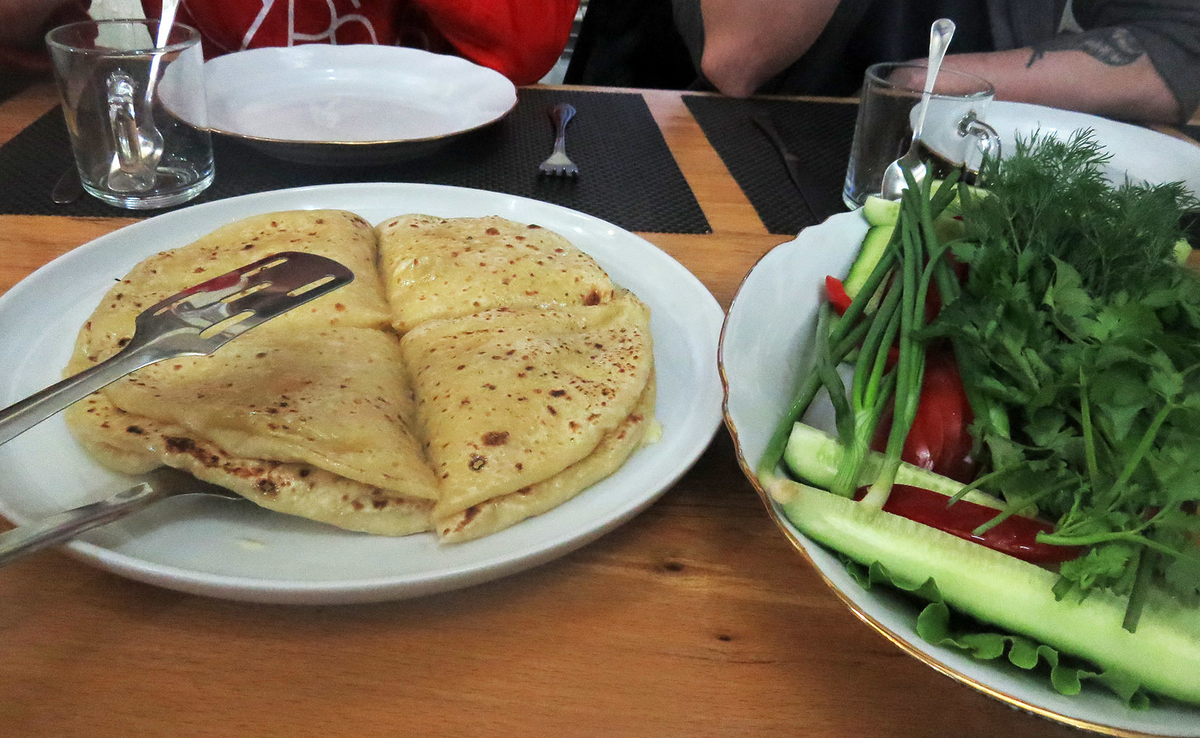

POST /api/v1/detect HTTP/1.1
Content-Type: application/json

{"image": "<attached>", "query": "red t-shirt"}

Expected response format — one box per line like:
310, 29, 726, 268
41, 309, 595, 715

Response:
142, 0, 578, 85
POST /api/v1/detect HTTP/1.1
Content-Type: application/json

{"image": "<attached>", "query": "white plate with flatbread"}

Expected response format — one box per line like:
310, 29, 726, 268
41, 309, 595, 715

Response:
0, 183, 724, 604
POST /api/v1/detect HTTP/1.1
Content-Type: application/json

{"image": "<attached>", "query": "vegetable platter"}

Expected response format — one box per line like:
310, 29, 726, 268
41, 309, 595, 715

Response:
720, 134, 1200, 736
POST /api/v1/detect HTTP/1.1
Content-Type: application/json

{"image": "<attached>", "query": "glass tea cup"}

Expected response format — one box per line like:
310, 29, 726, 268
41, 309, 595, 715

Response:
843, 62, 1000, 209
46, 20, 214, 209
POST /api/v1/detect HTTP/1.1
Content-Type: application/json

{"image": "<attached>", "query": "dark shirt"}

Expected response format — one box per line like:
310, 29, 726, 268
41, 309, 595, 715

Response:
670, 0, 1200, 121
760, 0, 993, 97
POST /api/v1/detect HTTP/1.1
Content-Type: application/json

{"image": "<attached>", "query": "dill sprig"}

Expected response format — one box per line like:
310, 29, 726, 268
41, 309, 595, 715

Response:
925, 130, 1200, 626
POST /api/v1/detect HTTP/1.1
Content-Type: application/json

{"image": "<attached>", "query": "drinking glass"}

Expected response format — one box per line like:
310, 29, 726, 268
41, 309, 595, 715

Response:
843, 62, 1000, 209
46, 20, 214, 209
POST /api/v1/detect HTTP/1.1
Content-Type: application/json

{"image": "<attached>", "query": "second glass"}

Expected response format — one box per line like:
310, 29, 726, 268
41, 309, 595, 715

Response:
843, 62, 1000, 209
46, 20, 214, 210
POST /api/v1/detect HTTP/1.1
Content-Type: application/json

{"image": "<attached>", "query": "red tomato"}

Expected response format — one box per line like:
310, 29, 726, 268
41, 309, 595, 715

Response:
873, 349, 977, 483
825, 275, 852, 316
856, 484, 1082, 564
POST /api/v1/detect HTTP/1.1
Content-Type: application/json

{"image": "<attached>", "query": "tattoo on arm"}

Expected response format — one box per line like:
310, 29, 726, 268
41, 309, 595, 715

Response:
1027, 27, 1145, 68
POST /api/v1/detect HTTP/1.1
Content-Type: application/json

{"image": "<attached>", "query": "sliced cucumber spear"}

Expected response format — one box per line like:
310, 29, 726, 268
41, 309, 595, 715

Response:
766, 474, 1200, 706
782, 422, 1005, 509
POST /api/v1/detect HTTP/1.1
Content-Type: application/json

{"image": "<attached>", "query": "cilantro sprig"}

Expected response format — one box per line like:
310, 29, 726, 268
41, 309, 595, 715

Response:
924, 131, 1200, 627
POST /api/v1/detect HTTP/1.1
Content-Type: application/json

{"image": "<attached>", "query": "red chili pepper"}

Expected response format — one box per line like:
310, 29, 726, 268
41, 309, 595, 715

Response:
873, 349, 977, 483
825, 275, 852, 316
855, 484, 1082, 564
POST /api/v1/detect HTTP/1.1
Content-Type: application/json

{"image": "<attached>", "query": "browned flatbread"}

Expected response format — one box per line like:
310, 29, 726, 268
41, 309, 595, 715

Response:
436, 374, 655, 542
64, 211, 657, 542
64, 210, 439, 535
376, 214, 616, 334
400, 293, 654, 521
66, 394, 433, 535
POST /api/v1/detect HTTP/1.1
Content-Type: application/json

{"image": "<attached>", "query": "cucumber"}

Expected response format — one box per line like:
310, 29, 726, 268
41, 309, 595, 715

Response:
765, 476, 1200, 705
844, 225, 894, 299
862, 195, 900, 226
864, 180, 988, 223
846, 216, 962, 301
782, 422, 1003, 509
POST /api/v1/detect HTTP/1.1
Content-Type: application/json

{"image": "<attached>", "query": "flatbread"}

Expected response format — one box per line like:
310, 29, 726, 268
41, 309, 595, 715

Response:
400, 292, 654, 520
65, 395, 433, 535
74, 324, 439, 498
75, 210, 391, 359
65, 209, 440, 530
64, 211, 657, 542
376, 214, 616, 334
436, 374, 655, 542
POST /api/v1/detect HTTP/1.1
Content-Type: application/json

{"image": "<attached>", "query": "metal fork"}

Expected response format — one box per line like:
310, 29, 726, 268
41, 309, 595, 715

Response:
0, 251, 353, 447
538, 103, 578, 177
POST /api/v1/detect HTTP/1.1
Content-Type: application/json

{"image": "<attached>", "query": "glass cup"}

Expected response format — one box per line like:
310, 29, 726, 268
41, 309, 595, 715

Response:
843, 62, 1000, 209
46, 20, 214, 209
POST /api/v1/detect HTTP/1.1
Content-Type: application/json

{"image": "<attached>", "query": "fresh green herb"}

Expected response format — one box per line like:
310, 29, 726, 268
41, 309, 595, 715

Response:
923, 131, 1200, 626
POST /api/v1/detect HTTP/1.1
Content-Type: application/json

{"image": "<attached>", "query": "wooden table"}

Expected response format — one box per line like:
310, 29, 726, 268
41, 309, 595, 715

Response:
0, 82, 1182, 738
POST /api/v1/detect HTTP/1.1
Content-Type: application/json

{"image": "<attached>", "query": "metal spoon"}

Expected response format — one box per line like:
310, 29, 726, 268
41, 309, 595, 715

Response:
51, 167, 83, 205
879, 18, 956, 200
0, 467, 242, 569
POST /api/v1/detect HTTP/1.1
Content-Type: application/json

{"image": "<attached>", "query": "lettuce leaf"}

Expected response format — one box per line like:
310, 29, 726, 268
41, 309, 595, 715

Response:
843, 556, 1151, 708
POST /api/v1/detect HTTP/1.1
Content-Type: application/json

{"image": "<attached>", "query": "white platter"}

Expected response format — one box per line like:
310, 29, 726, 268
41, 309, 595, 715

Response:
0, 183, 724, 605
186, 45, 517, 164
985, 100, 1200, 195
720, 211, 1200, 736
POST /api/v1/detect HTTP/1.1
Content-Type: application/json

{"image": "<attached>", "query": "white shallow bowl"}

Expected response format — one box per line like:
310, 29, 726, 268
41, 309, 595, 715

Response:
184, 45, 518, 164
720, 211, 1200, 736
0, 183, 724, 605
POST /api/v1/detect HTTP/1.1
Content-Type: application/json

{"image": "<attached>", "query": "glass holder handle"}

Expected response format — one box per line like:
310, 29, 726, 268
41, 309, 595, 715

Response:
105, 72, 161, 192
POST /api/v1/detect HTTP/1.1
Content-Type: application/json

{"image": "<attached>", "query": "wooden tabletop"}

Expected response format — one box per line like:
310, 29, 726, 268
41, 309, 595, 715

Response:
0, 81, 1183, 738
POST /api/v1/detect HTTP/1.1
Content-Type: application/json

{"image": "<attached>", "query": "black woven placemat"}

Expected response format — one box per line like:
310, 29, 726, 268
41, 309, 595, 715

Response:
0, 87, 709, 234
685, 96, 857, 235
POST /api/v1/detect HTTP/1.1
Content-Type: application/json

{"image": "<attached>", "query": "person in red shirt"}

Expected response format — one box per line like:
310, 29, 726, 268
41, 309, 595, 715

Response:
1, 0, 578, 85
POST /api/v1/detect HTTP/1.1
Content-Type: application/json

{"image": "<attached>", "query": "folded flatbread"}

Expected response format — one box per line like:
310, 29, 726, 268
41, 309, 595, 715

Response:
376, 214, 616, 334
65, 394, 433, 535
400, 295, 653, 519
436, 373, 654, 542
66, 210, 439, 535
65, 210, 656, 541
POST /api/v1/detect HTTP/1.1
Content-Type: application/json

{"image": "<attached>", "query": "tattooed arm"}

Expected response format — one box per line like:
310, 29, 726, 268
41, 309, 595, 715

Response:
925, 27, 1187, 124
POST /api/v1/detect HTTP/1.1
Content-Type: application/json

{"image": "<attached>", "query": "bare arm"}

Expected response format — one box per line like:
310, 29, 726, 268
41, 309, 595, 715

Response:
934, 28, 1182, 124
698, 0, 840, 98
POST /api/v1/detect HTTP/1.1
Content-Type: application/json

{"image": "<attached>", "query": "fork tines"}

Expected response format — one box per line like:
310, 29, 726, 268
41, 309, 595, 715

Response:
538, 153, 579, 178
539, 103, 579, 178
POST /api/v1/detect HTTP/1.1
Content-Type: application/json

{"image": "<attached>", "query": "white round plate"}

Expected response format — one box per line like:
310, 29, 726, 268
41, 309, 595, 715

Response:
186, 45, 517, 164
0, 183, 724, 605
721, 211, 1200, 736
985, 100, 1200, 194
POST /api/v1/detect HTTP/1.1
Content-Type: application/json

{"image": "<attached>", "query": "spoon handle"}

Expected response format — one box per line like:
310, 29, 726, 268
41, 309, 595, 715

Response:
0, 479, 163, 568
912, 18, 956, 141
